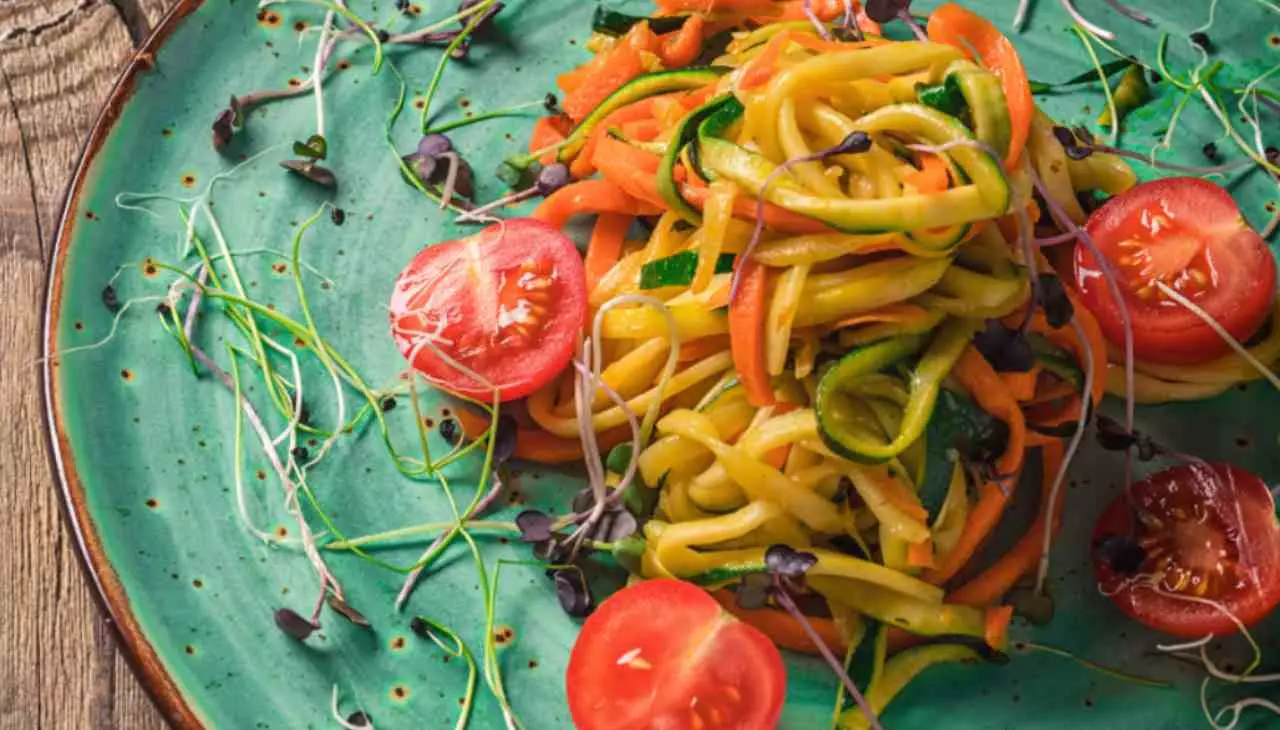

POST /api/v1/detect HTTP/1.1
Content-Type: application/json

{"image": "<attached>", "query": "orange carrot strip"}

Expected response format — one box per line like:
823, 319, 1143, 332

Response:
712, 590, 845, 655
585, 214, 632, 292
656, 14, 706, 67
829, 303, 934, 331
984, 605, 1015, 650
907, 538, 936, 569
948, 440, 1065, 607
922, 346, 1027, 585
618, 118, 663, 141
678, 335, 731, 363
902, 153, 951, 193
533, 179, 660, 229
1025, 379, 1076, 407
592, 136, 669, 208
560, 23, 659, 123
927, 3, 1033, 167
729, 260, 775, 407
1000, 364, 1042, 403
529, 115, 573, 165
681, 183, 833, 234
452, 408, 628, 464
875, 470, 930, 523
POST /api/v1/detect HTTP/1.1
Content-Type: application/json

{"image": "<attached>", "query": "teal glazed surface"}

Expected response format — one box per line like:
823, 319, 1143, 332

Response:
43, 1, 1280, 728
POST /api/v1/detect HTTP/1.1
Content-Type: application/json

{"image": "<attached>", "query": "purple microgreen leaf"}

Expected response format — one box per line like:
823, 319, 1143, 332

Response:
438, 417, 461, 445
273, 608, 317, 640
212, 108, 237, 152
515, 510, 553, 544
552, 568, 593, 617
535, 163, 572, 196
101, 284, 120, 313
326, 594, 372, 628
598, 510, 638, 542
832, 130, 873, 155
409, 617, 436, 640
1095, 533, 1147, 575
765, 544, 818, 578
418, 133, 455, 158
493, 414, 517, 464
280, 159, 338, 188
864, 0, 909, 24
973, 321, 1035, 372
1038, 274, 1074, 328
735, 573, 772, 610
346, 711, 371, 728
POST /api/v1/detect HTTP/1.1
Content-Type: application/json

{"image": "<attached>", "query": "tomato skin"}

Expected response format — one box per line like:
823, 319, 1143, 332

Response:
567, 579, 787, 730
1093, 463, 1280, 638
388, 218, 587, 401
1074, 177, 1276, 365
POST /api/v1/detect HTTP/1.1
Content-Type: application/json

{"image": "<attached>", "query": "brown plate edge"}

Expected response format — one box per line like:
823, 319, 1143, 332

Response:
39, 2, 209, 728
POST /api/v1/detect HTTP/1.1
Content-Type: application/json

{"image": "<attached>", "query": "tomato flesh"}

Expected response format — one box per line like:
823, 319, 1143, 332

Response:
388, 218, 586, 401
567, 579, 786, 730
1093, 463, 1280, 638
1074, 177, 1276, 365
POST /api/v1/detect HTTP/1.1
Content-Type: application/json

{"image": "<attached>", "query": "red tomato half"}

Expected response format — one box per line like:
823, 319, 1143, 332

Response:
1074, 177, 1276, 365
389, 218, 586, 401
1093, 463, 1280, 638
567, 579, 787, 730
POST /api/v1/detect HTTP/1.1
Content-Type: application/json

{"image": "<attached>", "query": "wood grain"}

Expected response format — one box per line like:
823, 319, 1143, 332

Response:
0, 1, 172, 727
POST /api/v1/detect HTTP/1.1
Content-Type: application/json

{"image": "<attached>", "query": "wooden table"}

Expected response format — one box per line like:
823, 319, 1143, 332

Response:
1, 2, 173, 727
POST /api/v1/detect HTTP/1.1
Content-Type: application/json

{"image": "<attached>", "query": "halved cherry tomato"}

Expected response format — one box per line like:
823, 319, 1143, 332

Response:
567, 579, 786, 730
1093, 463, 1280, 638
388, 218, 586, 401
1074, 177, 1277, 365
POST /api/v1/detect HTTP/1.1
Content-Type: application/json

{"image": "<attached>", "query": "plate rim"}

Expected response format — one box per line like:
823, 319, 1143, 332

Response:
40, 2, 209, 727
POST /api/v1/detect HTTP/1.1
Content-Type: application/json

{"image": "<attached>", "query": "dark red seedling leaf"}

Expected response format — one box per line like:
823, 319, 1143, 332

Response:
101, 285, 120, 313
553, 568, 594, 617
973, 321, 1035, 372
274, 608, 317, 640
327, 594, 371, 628
515, 510, 553, 544
765, 544, 818, 578
280, 159, 337, 188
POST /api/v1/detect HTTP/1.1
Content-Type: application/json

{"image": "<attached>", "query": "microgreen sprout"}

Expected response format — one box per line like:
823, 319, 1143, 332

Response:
865, 0, 924, 42
274, 607, 318, 640
410, 615, 478, 730
456, 163, 571, 223
759, 545, 884, 730
1059, 0, 1114, 41
331, 686, 375, 729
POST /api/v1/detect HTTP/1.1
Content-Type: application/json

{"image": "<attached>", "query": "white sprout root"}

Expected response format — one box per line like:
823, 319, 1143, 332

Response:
1059, 0, 1114, 40
1153, 282, 1280, 392
191, 343, 344, 619
1033, 317, 1095, 594
330, 685, 376, 730
387, 329, 502, 612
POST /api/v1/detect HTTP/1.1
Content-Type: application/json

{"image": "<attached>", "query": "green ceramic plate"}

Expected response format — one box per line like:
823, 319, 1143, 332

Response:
43, 1, 1280, 728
